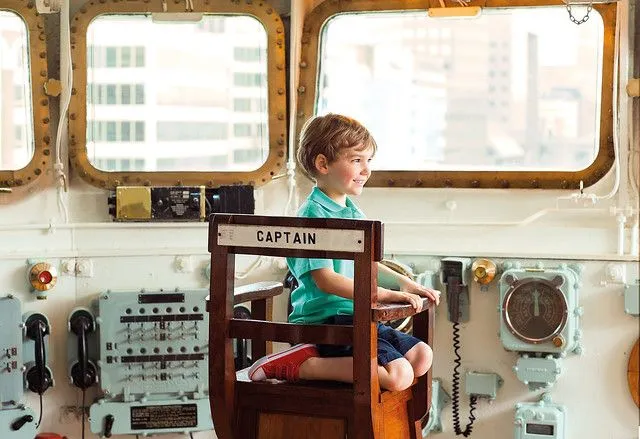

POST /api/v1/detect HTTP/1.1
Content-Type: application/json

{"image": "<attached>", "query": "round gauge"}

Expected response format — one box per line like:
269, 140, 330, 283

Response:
503, 278, 568, 344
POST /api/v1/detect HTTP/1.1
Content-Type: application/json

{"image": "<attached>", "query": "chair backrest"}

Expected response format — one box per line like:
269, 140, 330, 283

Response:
207, 213, 432, 439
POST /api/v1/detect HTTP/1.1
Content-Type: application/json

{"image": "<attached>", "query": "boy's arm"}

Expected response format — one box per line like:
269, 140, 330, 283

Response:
377, 262, 441, 306
311, 268, 425, 310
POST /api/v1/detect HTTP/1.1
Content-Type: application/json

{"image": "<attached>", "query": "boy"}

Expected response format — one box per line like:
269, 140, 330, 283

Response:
249, 114, 440, 391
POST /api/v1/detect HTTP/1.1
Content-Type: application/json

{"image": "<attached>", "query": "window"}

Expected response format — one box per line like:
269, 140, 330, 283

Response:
298, 2, 614, 188
0, 11, 34, 171
72, 4, 286, 186
88, 121, 145, 142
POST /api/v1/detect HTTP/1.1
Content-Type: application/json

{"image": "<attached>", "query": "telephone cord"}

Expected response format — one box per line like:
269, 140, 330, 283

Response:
451, 321, 477, 437
36, 393, 43, 427
81, 389, 86, 439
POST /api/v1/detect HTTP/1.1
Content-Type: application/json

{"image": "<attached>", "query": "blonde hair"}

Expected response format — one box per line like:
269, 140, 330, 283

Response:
297, 113, 377, 179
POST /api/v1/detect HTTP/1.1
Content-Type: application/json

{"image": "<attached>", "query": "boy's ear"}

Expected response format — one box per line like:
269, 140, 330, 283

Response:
314, 154, 329, 175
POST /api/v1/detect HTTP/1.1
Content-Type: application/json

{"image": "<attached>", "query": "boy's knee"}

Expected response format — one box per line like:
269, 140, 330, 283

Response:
410, 342, 433, 378
384, 359, 414, 392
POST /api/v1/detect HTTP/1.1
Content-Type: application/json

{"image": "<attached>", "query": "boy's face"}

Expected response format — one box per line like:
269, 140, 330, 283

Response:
315, 144, 374, 198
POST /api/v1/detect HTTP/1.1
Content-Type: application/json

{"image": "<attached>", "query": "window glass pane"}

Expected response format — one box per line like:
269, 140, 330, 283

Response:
317, 8, 603, 171
86, 15, 269, 172
0, 12, 34, 170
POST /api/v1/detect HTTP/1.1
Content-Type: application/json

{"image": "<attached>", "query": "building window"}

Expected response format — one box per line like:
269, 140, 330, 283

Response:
156, 121, 228, 141
234, 46, 263, 62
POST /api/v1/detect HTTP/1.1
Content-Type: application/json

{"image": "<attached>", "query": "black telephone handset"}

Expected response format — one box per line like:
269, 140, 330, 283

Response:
441, 259, 476, 437
25, 314, 52, 395
69, 309, 97, 390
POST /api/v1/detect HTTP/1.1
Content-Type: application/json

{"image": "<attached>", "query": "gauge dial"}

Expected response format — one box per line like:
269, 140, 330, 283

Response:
503, 278, 568, 343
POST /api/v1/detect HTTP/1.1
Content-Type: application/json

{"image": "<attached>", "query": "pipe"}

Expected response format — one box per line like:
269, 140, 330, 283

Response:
616, 213, 626, 256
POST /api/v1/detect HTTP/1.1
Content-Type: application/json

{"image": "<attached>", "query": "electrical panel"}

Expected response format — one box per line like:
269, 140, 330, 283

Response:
0, 296, 50, 439
108, 185, 255, 221
89, 288, 212, 436
515, 393, 566, 439
499, 262, 583, 390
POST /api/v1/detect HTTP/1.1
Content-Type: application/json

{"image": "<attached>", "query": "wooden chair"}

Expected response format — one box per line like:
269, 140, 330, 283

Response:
207, 214, 435, 439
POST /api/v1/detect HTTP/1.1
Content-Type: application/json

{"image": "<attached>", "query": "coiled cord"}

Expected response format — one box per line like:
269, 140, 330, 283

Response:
451, 321, 477, 437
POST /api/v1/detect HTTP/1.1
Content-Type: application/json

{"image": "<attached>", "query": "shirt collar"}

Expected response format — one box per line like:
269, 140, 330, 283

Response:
309, 186, 361, 214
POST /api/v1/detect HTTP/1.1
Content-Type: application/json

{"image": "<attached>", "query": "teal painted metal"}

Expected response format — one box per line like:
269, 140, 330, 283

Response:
465, 371, 503, 400
513, 355, 562, 391
0, 296, 47, 436
499, 262, 583, 356
0, 296, 24, 404
514, 393, 566, 439
90, 288, 211, 436
423, 378, 450, 436
624, 280, 639, 316
0, 406, 37, 439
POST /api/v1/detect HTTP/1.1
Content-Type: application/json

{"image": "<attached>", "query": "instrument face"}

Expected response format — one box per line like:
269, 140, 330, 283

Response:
503, 278, 568, 344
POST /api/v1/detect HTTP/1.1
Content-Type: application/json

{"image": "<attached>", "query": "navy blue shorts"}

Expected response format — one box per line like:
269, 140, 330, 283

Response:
317, 315, 421, 366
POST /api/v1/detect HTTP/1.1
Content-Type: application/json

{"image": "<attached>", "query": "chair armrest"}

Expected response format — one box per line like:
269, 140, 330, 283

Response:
372, 297, 433, 322
206, 281, 284, 311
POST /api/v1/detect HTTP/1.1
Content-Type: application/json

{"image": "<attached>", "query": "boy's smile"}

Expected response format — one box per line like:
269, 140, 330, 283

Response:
315, 144, 374, 206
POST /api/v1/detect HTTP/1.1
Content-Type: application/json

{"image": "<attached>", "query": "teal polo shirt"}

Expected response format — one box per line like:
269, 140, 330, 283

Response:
287, 187, 365, 323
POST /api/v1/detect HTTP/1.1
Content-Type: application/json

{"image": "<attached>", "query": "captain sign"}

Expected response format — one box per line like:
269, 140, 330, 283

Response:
256, 230, 316, 245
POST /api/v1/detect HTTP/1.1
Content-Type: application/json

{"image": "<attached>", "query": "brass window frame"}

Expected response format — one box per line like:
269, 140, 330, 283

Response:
69, 0, 287, 189
297, 0, 616, 189
0, 3, 51, 195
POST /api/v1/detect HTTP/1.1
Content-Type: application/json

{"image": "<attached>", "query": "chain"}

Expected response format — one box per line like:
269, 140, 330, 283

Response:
565, 1, 593, 25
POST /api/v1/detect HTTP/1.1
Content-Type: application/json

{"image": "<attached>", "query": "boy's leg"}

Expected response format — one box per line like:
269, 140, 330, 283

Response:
378, 325, 433, 378
299, 356, 414, 392
404, 342, 433, 378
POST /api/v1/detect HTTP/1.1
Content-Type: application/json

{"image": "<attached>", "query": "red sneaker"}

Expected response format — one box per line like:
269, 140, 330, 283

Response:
248, 343, 318, 382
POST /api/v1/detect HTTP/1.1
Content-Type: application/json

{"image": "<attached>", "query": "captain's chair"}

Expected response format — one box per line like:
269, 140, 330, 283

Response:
207, 214, 434, 439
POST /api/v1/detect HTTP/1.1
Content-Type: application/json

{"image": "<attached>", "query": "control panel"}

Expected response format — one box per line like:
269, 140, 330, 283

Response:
499, 262, 583, 390
90, 288, 212, 436
108, 185, 255, 221
515, 393, 566, 439
0, 295, 50, 439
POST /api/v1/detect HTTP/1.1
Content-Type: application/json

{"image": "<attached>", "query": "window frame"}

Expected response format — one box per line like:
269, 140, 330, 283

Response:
0, 2, 52, 195
69, 1, 287, 188
298, 0, 616, 189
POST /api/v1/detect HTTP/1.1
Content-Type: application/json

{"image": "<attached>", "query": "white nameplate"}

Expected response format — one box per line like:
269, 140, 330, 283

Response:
217, 224, 365, 252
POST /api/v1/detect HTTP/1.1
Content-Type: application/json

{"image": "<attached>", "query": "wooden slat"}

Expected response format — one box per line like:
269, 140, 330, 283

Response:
233, 281, 283, 304
229, 319, 353, 345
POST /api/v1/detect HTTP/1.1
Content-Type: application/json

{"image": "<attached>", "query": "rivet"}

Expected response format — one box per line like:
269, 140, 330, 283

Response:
43, 149, 50, 156
471, 180, 480, 188
41, 99, 48, 106
38, 32, 45, 41
415, 179, 423, 187
43, 135, 50, 144
37, 22, 43, 29
297, 111, 305, 117
266, 7, 273, 14
114, 180, 120, 186
42, 117, 49, 124
299, 61, 307, 68
69, 113, 76, 120
444, 179, 453, 187
39, 52, 46, 59
561, 180, 569, 189
277, 88, 284, 95
71, 88, 77, 95
297, 86, 306, 93
500, 179, 509, 188
70, 138, 76, 146
531, 179, 539, 188
276, 27, 282, 33
40, 70, 47, 77
277, 138, 284, 145
34, 168, 41, 175
277, 113, 284, 120
276, 63, 284, 70
387, 179, 395, 186
278, 150, 284, 157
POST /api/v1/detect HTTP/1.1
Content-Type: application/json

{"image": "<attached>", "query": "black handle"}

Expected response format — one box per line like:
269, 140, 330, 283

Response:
25, 314, 52, 395
70, 310, 97, 390
104, 414, 115, 437
10, 414, 33, 431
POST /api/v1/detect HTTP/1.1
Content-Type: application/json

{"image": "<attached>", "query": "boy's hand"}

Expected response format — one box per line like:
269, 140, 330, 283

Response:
377, 288, 425, 311
398, 277, 441, 306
